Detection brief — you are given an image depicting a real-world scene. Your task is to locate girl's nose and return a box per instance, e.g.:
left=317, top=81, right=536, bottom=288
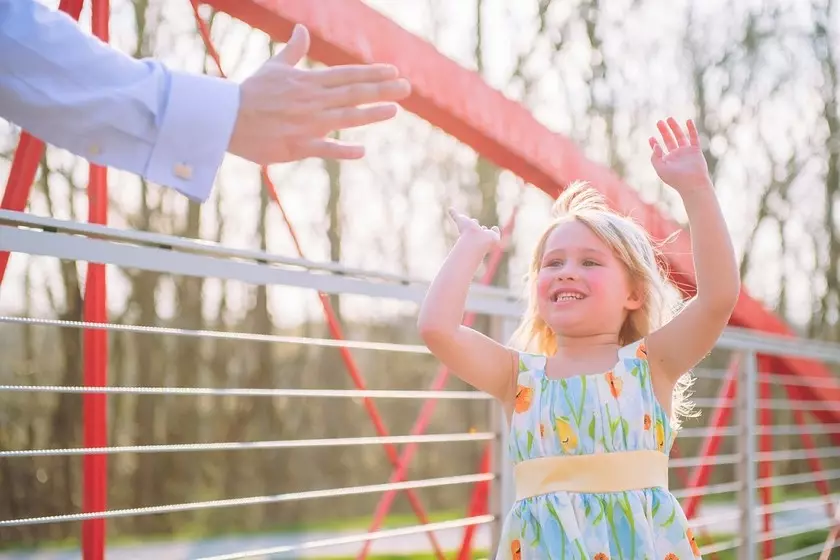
left=558, top=266, right=578, bottom=281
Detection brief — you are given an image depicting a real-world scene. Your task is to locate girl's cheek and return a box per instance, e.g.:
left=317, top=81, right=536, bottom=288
left=583, top=270, right=610, bottom=293
left=536, top=269, right=554, bottom=299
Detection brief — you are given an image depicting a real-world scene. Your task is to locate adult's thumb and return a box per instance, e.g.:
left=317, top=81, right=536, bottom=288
left=277, top=24, right=310, bottom=66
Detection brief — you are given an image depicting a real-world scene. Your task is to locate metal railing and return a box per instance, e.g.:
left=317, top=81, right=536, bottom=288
left=1, top=209, right=839, bottom=559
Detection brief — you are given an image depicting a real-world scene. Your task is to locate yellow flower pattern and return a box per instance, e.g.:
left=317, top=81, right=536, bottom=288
left=497, top=339, right=701, bottom=559
left=655, top=420, right=666, bottom=452
left=555, top=417, right=579, bottom=452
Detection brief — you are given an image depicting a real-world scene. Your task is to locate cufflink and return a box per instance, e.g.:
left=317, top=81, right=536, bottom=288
left=174, top=163, right=193, bottom=181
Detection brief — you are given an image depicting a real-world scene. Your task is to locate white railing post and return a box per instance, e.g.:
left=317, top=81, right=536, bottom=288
left=737, top=350, right=758, bottom=560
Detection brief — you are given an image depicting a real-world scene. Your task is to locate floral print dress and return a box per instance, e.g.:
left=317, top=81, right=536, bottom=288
left=497, top=339, right=701, bottom=560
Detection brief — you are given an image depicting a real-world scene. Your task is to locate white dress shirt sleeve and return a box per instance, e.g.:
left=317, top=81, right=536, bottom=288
left=0, top=0, right=240, bottom=203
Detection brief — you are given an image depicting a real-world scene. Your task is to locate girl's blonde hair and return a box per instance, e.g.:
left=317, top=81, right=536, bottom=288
left=510, top=181, right=695, bottom=428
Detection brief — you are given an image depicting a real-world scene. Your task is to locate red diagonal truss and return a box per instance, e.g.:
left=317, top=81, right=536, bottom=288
left=199, top=0, right=840, bottom=435
left=358, top=191, right=523, bottom=558
left=186, top=3, right=447, bottom=557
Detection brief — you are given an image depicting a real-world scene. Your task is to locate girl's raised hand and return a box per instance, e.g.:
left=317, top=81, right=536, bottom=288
left=448, top=209, right=501, bottom=250
left=649, top=118, right=712, bottom=194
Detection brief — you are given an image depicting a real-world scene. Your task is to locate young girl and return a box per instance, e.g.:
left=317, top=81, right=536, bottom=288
left=418, top=118, right=739, bottom=558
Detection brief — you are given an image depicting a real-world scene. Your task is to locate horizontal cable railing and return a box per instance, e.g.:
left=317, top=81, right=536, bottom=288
left=194, top=515, right=497, bottom=560
left=0, top=384, right=492, bottom=399
left=0, top=473, right=495, bottom=528
left=0, top=315, right=432, bottom=353
left=0, top=432, right=497, bottom=458
left=2, top=210, right=840, bottom=559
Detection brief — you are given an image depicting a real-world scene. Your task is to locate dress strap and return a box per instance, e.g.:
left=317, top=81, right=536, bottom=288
left=618, top=338, right=648, bottom=361
left=516, top=351, right=548, bottom=380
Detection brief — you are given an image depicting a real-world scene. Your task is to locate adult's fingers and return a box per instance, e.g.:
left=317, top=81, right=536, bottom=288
left=312, top=79, right=411, bottom=110
left=306, top=63, right=402, bottom=87
left=293, top=104, right=400, bottom=136
left=301, top=138, right=366, bottom=160
left=275, top=24, right=310, bottom=66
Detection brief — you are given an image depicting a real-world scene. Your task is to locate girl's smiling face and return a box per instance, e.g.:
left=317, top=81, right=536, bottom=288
left=535, top=219, right=641, bottom=340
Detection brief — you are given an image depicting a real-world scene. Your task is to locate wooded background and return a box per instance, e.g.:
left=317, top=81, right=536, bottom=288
left=1, top=0, right=838, bottom=548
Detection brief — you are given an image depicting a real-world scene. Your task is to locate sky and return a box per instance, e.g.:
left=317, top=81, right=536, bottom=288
left=0, top=0, right=830, bottom=334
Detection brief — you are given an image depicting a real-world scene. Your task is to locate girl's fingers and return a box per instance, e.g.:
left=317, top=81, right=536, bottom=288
left=656, top=120, right=678, bottom=151
left=448, top=209, right=500, bottom=235
left=448, top=208, right=470, bottom=229
left=667, top=117, right=688, bottom=147
left=686, top=119, right=700, bottom=147
left=649, top=137, right=664, bottom=159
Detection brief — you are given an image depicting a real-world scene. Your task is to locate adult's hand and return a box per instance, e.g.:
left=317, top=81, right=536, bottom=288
left=228, top=24, right=411, bottom=164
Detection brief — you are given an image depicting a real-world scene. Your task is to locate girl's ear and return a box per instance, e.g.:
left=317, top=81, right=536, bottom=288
left=625, top=284, right=644, bottom=311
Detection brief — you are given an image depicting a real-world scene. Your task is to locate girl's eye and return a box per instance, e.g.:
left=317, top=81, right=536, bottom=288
left=583, top=260, right=599, bottom=267
left=544, top=259, right=563, bottom=268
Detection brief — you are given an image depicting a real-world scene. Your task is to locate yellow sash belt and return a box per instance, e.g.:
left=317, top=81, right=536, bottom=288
left=514, top=450, right=669, bottom=500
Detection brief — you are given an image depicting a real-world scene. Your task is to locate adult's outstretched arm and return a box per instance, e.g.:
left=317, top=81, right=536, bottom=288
left=0, top=0, right=238, bottom=202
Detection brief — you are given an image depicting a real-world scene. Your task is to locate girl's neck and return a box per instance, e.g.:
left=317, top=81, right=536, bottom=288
left=553, top=333, right=620, bottom=360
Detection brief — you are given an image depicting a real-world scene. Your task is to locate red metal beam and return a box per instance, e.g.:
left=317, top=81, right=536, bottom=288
left=199, top=0, right=840, bottom=434
left=789, top=408, right=835, bottom=520
left=82, top=4, right=111, bottom=559
left=0, top=135, right=44, bottom=285
left=820, top=520, right=840, bottom=560
left=668, top=443, right=722, bottom=560
left=682, top=357, right=739, bottom=520
left=457, top=446, right=491, bottom=560
left=78, top=4, right=112, bottom=559
left=757, top=356, right=774, bottom=559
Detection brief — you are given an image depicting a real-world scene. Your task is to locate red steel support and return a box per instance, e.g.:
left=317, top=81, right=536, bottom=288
left=669, top=443, right=721, bottom=560
left=82, top=168, right=108, bottom=560
left=757, top=356, right=773, bottom=559
left=188, top=5, right=444, bottom=556
left=199, top=0, right=840, bottom=433
left=0, top=0, right=84, bottom=287
left=457, top=446, right=492, bottom=560
left=81, top=3, right=111, bottom=559
left=820, top=518, right=839, bottom=560
left=263, top=181, right=447, bottom=557
left=0, top=136, right=42, bottom=285
left=789, top=405, right=836, bottom=519
left=682, top=357, right=739, bottom=520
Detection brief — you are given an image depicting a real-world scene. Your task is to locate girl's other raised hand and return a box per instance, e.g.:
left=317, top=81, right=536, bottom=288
left=448, top=209, right=501, bottom=251
left=649, top=117, right=712, bottom=195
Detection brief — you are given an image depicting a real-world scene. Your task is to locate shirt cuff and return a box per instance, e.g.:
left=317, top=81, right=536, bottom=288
left=144, top=70, right=240, bottom=203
